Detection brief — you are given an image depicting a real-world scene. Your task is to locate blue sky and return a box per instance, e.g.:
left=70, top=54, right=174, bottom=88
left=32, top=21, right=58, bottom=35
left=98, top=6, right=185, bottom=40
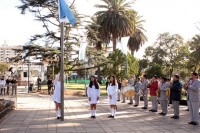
left=0, top=0, right=200, bottom=58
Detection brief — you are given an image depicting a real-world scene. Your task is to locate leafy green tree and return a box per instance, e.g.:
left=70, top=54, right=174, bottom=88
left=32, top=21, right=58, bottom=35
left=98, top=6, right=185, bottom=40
left=144, top=33, right=184, bottom=78
left=101, top=50, right=138, bottom=79
left=0, top=63, right=9, bottom=74
left=145, top=64, right=164, bottom=78
left=137, top=59, right=149, bottom=77
left=187, top=35, right=200, bottom=73
left=95, top=0, right=137, bottom=51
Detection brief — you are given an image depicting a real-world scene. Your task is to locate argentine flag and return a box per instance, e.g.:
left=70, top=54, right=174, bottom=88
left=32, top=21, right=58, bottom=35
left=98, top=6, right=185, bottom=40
left=118, top=37, right=129, bottom=55
left=78, top=43, right=87, bottom=60
left=59, top=0, right=76, bottom=26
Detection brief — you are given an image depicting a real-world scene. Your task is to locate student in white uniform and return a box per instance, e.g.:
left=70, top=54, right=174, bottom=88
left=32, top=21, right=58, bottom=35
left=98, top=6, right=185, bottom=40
left=107, top=75, right=118, bottom=118
left=87, top=76, right=100, bottom=119
left=52, top=73, right=61, bottom=119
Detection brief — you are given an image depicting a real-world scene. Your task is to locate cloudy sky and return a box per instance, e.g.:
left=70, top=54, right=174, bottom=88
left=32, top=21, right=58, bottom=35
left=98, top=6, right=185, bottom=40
left=0, top=0, right=200, bottom=58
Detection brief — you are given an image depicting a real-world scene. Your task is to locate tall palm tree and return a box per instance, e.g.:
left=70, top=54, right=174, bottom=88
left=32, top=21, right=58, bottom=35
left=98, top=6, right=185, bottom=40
left=127, top=14, right=147, bottom=56
left=95, top=0, right=136, bottom=51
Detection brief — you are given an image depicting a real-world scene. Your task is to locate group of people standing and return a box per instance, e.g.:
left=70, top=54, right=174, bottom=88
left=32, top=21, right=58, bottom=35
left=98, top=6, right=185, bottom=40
left=0, top=76, right=17, bottom=95
left=87, top=75, right=118, bottom=118
left=86, top=72, right=200, bottom=126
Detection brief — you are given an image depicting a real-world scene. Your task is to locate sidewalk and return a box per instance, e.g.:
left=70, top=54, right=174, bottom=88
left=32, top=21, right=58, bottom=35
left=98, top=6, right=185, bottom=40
left=0, top=92, right=200, bottom=133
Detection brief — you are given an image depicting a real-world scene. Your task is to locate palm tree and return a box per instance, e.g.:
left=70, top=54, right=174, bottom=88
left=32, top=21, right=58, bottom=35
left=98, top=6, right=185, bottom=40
left=127, top=14, right=147, bottom=56
left=95, top=0, right=136, bottom=51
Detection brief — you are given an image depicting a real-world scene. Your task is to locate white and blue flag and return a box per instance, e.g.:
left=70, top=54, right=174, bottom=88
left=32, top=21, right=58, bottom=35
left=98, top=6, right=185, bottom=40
left=78, top=43, right=87, bottom=60
left=117, top=37, right=129, bottom=55
left=59, top=0, right=76, bottom=26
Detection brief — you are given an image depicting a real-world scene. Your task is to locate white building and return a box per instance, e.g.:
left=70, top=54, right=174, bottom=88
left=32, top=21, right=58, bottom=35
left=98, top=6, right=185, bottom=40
left=0, top=41, right=22, bottom=62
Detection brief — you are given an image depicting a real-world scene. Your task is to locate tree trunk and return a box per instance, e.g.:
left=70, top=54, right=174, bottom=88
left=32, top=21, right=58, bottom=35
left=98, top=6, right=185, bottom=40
left=112, top=37, right=117, bottom=51
left=193, top=67, right=197, bottom=72
left=131, top=50, right=134, bottom=56
left=169, top=67, right=173, bottom=80
left=97, top=67, right=101, bottom=82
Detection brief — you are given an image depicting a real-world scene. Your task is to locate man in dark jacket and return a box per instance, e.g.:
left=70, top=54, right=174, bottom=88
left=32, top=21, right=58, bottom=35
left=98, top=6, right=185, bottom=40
left=170, top=74, right=182, bottom=119
left=11, top=77, right=17, bottom=95
left=37, top=76, right=42, bottom=91
left=47, top=76, right=53, bottom=95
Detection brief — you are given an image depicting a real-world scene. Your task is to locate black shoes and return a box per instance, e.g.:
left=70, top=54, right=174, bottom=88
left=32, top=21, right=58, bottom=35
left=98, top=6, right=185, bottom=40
left=159, top=112, right=166, bottom=116
left=108, top=115, right=115, bottom=118
left=57, top=117, right=61, bottom=119
left=171, top=116, right=179, bottom=119
left=142, top=107, right=147, bottom=109
left=149, top=109, right=157, bottom=112
left=90, top=116, right=96, bottom=119
left=134, top=105, right=138, bottom=107
left=188, top=121, right=199, bottom=125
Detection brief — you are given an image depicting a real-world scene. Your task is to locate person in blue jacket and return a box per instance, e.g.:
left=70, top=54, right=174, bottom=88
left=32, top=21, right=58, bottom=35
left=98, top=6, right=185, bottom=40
left=170, top=74, right=182, bottom=119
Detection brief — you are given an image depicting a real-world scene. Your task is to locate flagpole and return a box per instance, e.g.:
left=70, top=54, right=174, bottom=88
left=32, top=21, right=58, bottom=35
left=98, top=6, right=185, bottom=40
left=84, top=52, right=86, bottom=96
left=126, top=54, right=128, bottom=78
left=60, top=22, right=65, bottom=121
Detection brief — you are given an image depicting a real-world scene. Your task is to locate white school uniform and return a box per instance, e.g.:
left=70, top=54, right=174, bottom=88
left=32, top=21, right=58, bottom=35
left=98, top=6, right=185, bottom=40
left=52, top=75, right=61, bottom=103
left=107, top=83, right=118, bottom=105
left=87, top=84, right=100, bottom=104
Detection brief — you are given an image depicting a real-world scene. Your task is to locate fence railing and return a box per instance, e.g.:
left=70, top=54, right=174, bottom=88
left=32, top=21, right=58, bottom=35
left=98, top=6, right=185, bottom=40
left=0, top=84, right=17, bottom=119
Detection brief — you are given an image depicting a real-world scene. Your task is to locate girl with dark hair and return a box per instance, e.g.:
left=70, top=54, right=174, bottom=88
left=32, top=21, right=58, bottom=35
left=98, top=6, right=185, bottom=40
left=87, top=76, right=100, bottom=119
left=52, top=73, right=61, bottom=119
left=107, top=75, right=118, bottom=118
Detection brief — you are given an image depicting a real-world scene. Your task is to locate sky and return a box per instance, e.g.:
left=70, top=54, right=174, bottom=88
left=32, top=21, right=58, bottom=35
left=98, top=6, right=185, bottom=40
left=0, top=0, right=200, bottom=58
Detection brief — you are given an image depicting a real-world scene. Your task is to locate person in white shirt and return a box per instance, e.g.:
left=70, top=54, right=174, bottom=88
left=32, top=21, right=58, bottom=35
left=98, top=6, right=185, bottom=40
left=107, top=75, right=118, bottom=118
left=0, top=76, right=6, bottom=95
left=87, top=76, right=100, bottom=119
left=52, top=73, right=61, bottom=119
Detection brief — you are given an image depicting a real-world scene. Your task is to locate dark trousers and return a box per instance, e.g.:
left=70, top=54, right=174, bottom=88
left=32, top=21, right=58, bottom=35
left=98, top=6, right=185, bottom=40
left=0, top=87, right=6, bottom=94
left=7, top=85, right=10, bottom=95
left=38, top=84, right=41, bottom=90
left=48, top=85, right=52, bottom=94
left=12, top=85, right=16, bottom=95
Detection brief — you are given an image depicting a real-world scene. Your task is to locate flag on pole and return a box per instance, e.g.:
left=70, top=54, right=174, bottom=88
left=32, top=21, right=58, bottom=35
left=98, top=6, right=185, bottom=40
left=59, top=0, right=76, bottom=26
left=118, top=37, right=129, bottom=55
left=78, top=43, right=87, bottom=60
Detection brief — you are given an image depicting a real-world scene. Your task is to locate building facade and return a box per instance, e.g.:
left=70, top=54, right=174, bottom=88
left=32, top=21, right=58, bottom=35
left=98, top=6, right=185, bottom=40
left=0, top=41, right=22, bottom=62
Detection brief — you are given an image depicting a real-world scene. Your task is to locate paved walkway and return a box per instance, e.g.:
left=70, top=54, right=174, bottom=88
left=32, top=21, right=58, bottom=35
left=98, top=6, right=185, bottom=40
left=0, top=92, right=200, bottom=133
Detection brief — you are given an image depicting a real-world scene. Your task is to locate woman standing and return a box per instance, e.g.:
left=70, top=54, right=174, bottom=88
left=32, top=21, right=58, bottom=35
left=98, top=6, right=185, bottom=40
left=107, top=76, right=118, bottom=118
left=87, top=76, right=100, bottom=119
left=159, top=77, right=169, bottom=116
left=52, top=73, right=61, bottom=119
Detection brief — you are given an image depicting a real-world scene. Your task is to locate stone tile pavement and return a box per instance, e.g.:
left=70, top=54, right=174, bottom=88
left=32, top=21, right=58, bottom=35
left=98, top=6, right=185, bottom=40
left=1, top=92, right=200, bottom=133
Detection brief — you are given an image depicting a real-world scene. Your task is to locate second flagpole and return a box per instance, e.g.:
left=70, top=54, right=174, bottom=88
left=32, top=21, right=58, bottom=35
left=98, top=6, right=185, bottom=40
left=60, top=22, right=65, bottom=121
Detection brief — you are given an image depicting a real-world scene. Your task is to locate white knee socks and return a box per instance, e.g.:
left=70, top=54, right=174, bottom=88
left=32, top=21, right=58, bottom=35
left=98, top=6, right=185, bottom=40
left=91, top=109, right=96, bottom=116
left=111, top=108, right=116, bottom=116
left=57, top=109, right=61, bottom=117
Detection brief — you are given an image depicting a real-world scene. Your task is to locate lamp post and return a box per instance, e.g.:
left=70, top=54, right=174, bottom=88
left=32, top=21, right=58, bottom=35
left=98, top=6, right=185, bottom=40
left=27, top=55, right=30, bottom=93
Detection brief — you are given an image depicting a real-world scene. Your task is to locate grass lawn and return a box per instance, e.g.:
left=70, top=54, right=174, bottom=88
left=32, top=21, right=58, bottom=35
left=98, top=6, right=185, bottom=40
left=34, top=83, right=107, bottom=96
